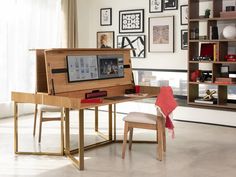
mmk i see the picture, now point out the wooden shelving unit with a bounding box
[188,0,236,109]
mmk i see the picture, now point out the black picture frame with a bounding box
[163,0,178,10]
[100,8,112,26]
[181,29,188,50]
[180,5,188,25]
[97,31,114,48]
[220,66,229,77]
[117,35,146,58]
[149,0,163,13]
[119,9,144,33]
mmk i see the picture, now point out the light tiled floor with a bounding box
[0,108,236,177]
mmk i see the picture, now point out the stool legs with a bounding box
[33,104,38,136]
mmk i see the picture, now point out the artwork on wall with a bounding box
[149,0,163,13]
[100,8,112,26]
[180,5,188,25]
[148,16,174,53]
[117,35,146,58]
[181,29,188,50]
[163,0,178,10]
[97,31,114,48]
[119,9,144,33]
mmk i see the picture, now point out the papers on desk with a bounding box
[124,93,148,97]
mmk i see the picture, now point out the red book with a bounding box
[200,43,214,58]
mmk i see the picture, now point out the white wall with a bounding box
[78,0,188,70]
[77,0,236,126]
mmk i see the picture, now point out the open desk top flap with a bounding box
[44,48,134,95]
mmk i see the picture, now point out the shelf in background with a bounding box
[189,17,236,22]
[188,102,236,109]
[189,82,236,86]
[189,61,236,64]
[189,61,213,64]
[189,39,236,42]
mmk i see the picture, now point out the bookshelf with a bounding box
[188,0,236,109]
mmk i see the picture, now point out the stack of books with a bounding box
[194,98,217,104]
[215,77,236,84]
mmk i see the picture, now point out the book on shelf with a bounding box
[200,43,218,61]
[194,98,217,104]
[215,77,236,84]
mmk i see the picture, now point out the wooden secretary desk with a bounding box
[12,48,159,170]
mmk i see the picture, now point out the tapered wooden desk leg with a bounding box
[108,104,113,141]
[113,104,116,142]
[79,109,84,170]
[14,102,18,153]
[33,104,38,136]
[95,106,98,132]
[64,108,70,153]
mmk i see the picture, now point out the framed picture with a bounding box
[97,31,114,48]
[163,0,178,10]
[117,35,146,58]
[119,9,144,33]
[148,16,174,53]
[100,8,112,26]
[180,5,188,25]
[181,29,188,50]
[149,0,163,13]
[220,66,229,77]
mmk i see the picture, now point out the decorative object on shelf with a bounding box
[97,31,114,48]
[222,25,236,40]
[192,56,212,61]
[180,5,188,25]
[204,9,211,18]
[181,29,188,50]
[194,90,217,105]
[149,0,163,13]
[119,9,144,33]
[226,6,235,11]
[225,54,236,62]
[203,89,216,101]
[220,66,229,77]
[100,8,112,26]
[164,0,178,10]
[199,35,208,40]
[210,26,219,40]
[199,71,212,83]
[190,69,200,82]
[148,16,174,52]
[117,35,146,58]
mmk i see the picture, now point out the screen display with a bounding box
[66,55,124,82]
[98,55,124,79]
[67,55,98,82]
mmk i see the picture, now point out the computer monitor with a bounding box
[66,55,124,82]
[97,55,124,79]
[66,55,98,82]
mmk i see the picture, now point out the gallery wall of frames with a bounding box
[96,0,188,60]
[77,0,191,70]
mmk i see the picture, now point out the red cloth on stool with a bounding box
[155,86,177,137]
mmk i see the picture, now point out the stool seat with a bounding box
[39,106,62,112]
[123,111,162,124]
